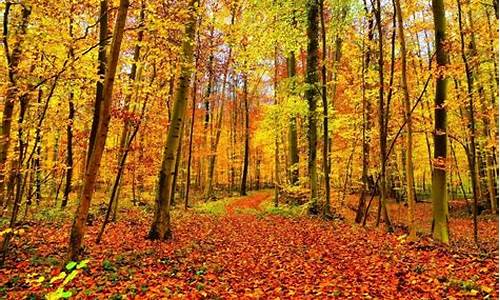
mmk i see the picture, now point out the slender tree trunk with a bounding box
[465,4,497,213]
[0,88,30,266]
[86,0,109,172]
[148,0,197,240]
[68,0,129,260]
[184,38,199,209]
[375,0,393,232]
[457,0,480,244]
[287,10,299,186]
[356,1,374,223]
[274,45,280,207]
[170,121,184,206]
[431,0,449,244]
[287,52,299,186]
[240,74,250,196]
[0,4,31,207]
[206,39,233,199]
[395,0,415,239]
[110,1,145,219]
[305,0,319,209]
[97,94,148,244]
[319,0,330,216]
[450,140,470,211]
[62,14,77,208]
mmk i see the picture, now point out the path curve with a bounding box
[225,191,271,215]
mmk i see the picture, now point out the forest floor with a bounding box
[0,191,498,299]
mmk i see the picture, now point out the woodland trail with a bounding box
[225,191,271,215]
[1,192,498,299]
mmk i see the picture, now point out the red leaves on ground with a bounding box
[0,192,498,299]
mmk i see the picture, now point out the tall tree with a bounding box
[305,0,320,209]
[62,11,78,208]
[319,0,330,216]
[356,0,374,224]
[110,0,146,219]
[240,73,250,196]
[68,0,130,260]
[431,0,450,244]
[375,0,393,232]
[86,0,109,171]
[148,0,198,240]
[0,3,31,207]
[395,0,415,239]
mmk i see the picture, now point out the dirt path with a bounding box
[225,191,271,215]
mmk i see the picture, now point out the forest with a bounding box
[0,0,498,298]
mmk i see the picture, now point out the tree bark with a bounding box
[0,4,31,207]
[375,0,393,232]
[62,13,77,208]
[86,0,109,172]
[184,35,199,209]
[356,0,374,224]
[305,0,320,208]
[148,0,197,240]
[240,74,250,196]
[68,0,129,260]
[395,0,416,239]
[319,0,330,216]
[431,0,449,244]
[287,52,299,186]
[110,0,145,219]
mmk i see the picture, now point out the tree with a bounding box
[431,0,450,244]
[375,0,393,232]
[305,0,319,209]
[356,0,374,224]
[110,0,145,219]
[68,0,130,260]
[240,73,250,196]
[395,0,415,239]
[319,0,330,216]
[148,0,198,240]
[0,3,31,208]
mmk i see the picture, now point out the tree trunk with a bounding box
[431,0,449,244]
[62,14,77,208]
[319,0,330,216]
[86,0,109,172]
[287,10,299,186]
[356,0,374,224]
[305,0,319,208]
[170,120,184,206]
[110,0,145,219]
[375,0,393,232]
[184,37,199,209]
[97,92,148,244]
[0,4,31,207]
[240,74,250,196]
[148,0,197,240]
[68,0,129,260]
[457,0,481,244]
[206,37,233,199]
[274,45,280,207]
[286,52,300,186]
[395,0,415,239]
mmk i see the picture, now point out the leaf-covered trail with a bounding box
[1,192,498,299]
[225,191,270,215]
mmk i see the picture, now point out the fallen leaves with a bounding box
[0,192,498,299]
